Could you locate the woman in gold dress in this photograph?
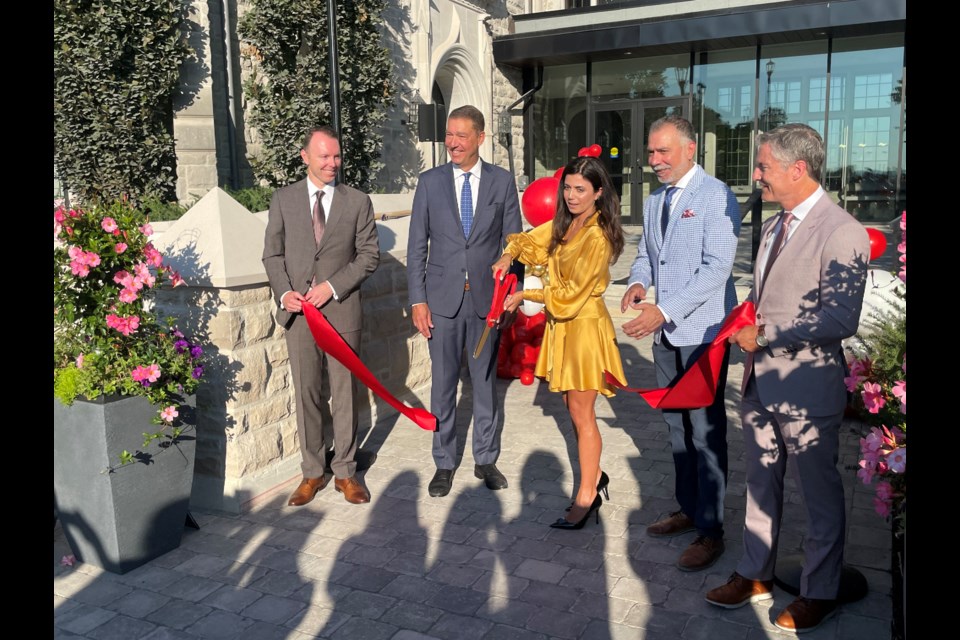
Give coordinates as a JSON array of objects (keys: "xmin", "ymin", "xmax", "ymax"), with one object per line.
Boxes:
[{"xmin": 492, "ymin": 156, "xmax": 626, "ymax": 529}]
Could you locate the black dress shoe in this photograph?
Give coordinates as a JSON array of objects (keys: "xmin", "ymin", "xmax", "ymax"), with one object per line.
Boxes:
[
  {"xmin": 474, "ymin": 464, "xmax": 508, "ymax": 490},
  {"xmin": 566, "ymin": 471, "xmax": 610, "ymax": 511},
  {"xmin": 429, "ymin": 469, "xmax": 454, "ymax": 497}
]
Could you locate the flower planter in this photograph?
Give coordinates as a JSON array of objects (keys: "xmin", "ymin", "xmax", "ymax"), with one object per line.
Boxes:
[{"xmin": 53, "ymin": 394, "xmax": 196, "ymax": 574}]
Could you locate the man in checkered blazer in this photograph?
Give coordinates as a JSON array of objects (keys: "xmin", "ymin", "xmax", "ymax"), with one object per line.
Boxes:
[{"xmin": 621, "ymin": 115, "xmax": 741, "ymax": 572}]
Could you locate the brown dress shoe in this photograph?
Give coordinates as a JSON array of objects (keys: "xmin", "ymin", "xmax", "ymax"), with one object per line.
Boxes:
[
  {"xmin": 334, "ymin": 476, "xmax": 371, "ymax": 504},
  {"xmin": 705, "ymin": 572, "xmax": 774, "ymax": 609},
  {"xmin": 774, "ymin": 596, "xmax": 838, "ymax": 633},
  {"xmin": 287, "ymin": 476, "xmax": 328, "ymax": 506},
  {"xmin": 646, "ymin": 510, "xmax": 695, "ymax": 537},
  {"xmin": 677, "ymin": 535, "xmax": 725, "ymax": 571}
]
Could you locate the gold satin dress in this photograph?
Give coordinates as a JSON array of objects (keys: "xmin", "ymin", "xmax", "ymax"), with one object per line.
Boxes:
[{"xmin": 505, "ymin": 213, "xmax": 626, "ymax": 397}]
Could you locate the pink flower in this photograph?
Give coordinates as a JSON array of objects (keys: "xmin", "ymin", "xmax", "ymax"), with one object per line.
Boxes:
[
  {"xmin": 886, "ymin": 447, "xmax": 906, "ymax": 473},
  {"xmin": 900, "ymin": 211, "xmax": 906, "ymax": 232},
  {"xmin": 106, "ymin": 313, "xmax": 140, "ymax": 336},
  {"xmin": 68, "ymin": 245, "xmax": 83, "ymax": 260},
  {"xmin": 875, "ymin": 481, "xmax": 894, "ymax": 502},
  {"xmin": 169, "ymin": 271, "xmax": 185, "ymax": 287},
  {"xmin": 118, "ymin": 288, "xmax": 139, "ymax": 303},
  {"xmin": 143, "ymin": 243, "xmax": 163, "ymax": 268},
  {"xmin": 76, "ymin": 353, "xmax": 84, "ymax": 369},
  {"xmin": 60, "ymin": 555, "xmax": 77, "ymax": 567},
  {"xmin": 857, "ymin": 460, "xmax": 875, "ymax": 484},
  {"xmin": 131, "ymin": 363, "xmax": 161, "ymax": 385},
  {"xmin": 160, "ymin": 405, "xmax": 179, "ymax": 423},
  {"xmin": 873, "ymin": 495, "xmax": 891, "ymax": 518},
  {"xmin": 891, "ymin": 380, "xmax": 906, "ymax": 414},
  {"xmin": 54, "ymin": 208, "xmax": 66, "ymax": 224},
  {"xmin": 140, "ymin": 223, "xmax": 154, "ymax": 236},
  {"xmin": 101, "ymin": 217, "xmax": 118, "ymax": 233},
  {"xmin": 115, "ymin": 242, "xmax": 128, "ymax": 254},
  {"xmin": 844, "ymin": 373, "xmax": 864, "ymax": 393},
  {"xmin": 861, "ymin": 382, "xmax": 886, "ymax": 413},
  {"xmin": 144, "ymin": 364, "xmax": 161, "ymax": 382},
  {"xmin": 70, "ymin": 260, "xmax": 90, "ymax": 277},
  {"xmin": 85, "ymin": 251, "xmax": 101, "ymax": 268}
]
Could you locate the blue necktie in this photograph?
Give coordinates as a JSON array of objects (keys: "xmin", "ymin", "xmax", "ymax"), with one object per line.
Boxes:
[
  {"xmin": 460, "ymin": 173, "xmax": 474, "ymax": 238},
  {"xmin": 660, "ymin": 186, "xmax": 677, "ymax": 236}
]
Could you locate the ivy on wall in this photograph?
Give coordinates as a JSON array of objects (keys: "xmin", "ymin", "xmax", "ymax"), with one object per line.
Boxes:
[
  {"xmin": 54, "ymin": 0, "xmax": 193, "ymax": 204},
  {"xmin": 239, "ymin": 0, "xmax": 395, "ymax": 192}
]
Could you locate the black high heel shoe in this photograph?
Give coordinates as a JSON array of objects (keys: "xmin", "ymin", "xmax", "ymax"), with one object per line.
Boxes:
[
  {"xmin": 566, "ymin": 472, "xmax": 609, "ymax": 511},
  {"xmin": 550, "ymin": 494, "xmax": 602, "ymax": 530}
]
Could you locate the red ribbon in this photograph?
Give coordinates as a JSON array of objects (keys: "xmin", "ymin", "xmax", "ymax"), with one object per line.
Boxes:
[
  {"xmin": 302, "ymin": 304, "xmax": 438, "ymax": 431},
  {"xmin": 605, "ymin": 301, "xmax": 756, "ymax": 409}
]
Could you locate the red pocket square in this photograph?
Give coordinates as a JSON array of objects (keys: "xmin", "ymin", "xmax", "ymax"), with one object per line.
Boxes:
[{"xmin": 681, "ymin": 209, "xmax": 696, "ymax": 218}]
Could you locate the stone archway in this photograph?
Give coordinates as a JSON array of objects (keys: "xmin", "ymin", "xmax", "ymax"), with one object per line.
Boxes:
[{"xmin": 432, "ymin": 45, "xmax": 492, "ymax": 160}]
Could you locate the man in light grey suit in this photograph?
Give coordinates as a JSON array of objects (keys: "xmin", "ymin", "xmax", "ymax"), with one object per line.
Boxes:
[
  {"xmin": 263, "ymin": 126, "xmax": 380, "ymax": 507},
  {"xmin": 707, "ymin": 124, "xmax": 869, "ymax": 633},
  {"xmin": 621, "ymin": 115, "xmax": 740, "ymax": 571},
  {"xmin": 407, "ymin": 105, "xmax": 522, "ymax": 497}
]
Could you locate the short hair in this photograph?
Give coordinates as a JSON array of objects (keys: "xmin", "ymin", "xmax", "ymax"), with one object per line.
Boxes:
[
  {"xmin": 649, "ymin": 115, "xmax": 696, "ymax": 145},
  {"xmin": 302, "ymin": 126, "xmax": 340, "ymax": 150},
  {"xmin": 447, "ymin": 105, "xmax": 485, "ymax": 133},
  {"xmin": 757, "ymin": 123, "xmax": 825, "ymax": 180}
]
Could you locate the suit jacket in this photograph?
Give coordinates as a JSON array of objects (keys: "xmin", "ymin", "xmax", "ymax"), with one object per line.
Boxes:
[
  {"xmin": 407, "ymin": 160, "xmax": 522, "ymax": 318},
  {"xmin": 263, "ymin": 178, "xmax": 380, "ymax": 332},
  {"xmin": 745, "ymin": 193, "xmax": 869, "ymax": 417},
  {"xmin": 628, "ymin": 164, "xmax": 740, "ymax": 346}
]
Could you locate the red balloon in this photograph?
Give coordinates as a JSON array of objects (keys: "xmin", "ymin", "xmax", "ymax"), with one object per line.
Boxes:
[
  {"xmin": 587, "ymin": 144, "xmax": 602, "ymax": 158},
  {"xmin": 521, "ymin": 177, "xmax": 559, "ymax": 227},
  {"xmin": 578, "ymin": 146, "xmax": 590, "ymax": 157},
  {"xmin": 520, "ymin": 369, "xmax": 536, "ymax": 385},
  {"xmin": 520, "ymin": 344, "xmax": 539, "ymax": 366},
  {"xmin": 866, "ymin": 227, "xmax": 888, "ymax": 262},
  {"xmin": 553, "ymin": 167, "xmax": 565, "ymax": 180}
]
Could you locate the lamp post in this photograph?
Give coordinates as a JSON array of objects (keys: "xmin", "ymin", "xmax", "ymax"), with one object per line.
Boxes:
[
  {"xmin": 675, "ymin": 66, "xmax": 689, "ymax": 96},
  {"xmin": 696, "ymin": 82, "xmax": 706, "ymax": 166},
  {"xmin": 765, "ymin": 59, "xmax": 775, "ymax": 132}
]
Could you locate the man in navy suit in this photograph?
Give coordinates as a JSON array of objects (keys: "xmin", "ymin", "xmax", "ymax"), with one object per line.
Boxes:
[
  {"xmin": 407, "ymin": 105, "xmax": 522, "ymax": 497},
  {"xmin": 621, "ymin": 115, "xmax": 740, "ymax": 571}
]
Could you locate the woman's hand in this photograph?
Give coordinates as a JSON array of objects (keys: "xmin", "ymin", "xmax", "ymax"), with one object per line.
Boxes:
[
  {"xmin": 491, "ymin": 254, "xmax": 513, "ymax": 280},
  {"xmin": 503, "ymin": 292, "xmax": 524, "ymax": 314}
]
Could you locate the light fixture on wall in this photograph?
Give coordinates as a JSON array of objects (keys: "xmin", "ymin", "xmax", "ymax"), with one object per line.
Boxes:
[
  {"xmin": 402, "ymin": 89, "xmax": 420, "ymax": 128},
  {"xmin": 697, "ymin": 82, "xmax": 706, "ymax": 165},
  {"xmin": 499, "ymin": 111, "xmax": 512, "ymax": 144},
  {"xmin": 765, "ymin": 59, "xmax": 776, "ymax": 131}
]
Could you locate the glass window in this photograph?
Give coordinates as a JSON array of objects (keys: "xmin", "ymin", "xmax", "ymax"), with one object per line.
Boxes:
[
  {"xmin": 829, "ymin": 34, "xmax": 904, "ymax": 222},
  {"xmin": 693, "ymin": 48, "xmax": 756, "ymax": 191},
  {"xmin": 593, "ymin": 54, "xmax": 690, "ymax": 100},
  {"xmin": 531, "ymin": 63, "xmax": 587, "ymax": 179}
]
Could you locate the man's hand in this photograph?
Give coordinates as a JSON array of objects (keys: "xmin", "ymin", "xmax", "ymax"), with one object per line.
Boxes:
[
  {"xmin": 728, "ymin": 325, "xmax": 761, "ymax": 352},
  {"xmin": 620, "ymin": 283, "xmax": 647, "ymax": 313},
  {"xmin": 412, "ymin": 303, "xmax": 434, "ymax": 339},
  {"xmin": 282, "ymin": 291, "xmax": 306, "ymax": 313},
  {"xmin": 304, "ymin": 281, "xmax": 334, "ymax": 308},
  {"xmin": 491, "ymin": 254, "xmax": 513, "ymax": 281},
  {"xmin": 622, "ymin": 303, "xmax": 665, "ymax": 339}
]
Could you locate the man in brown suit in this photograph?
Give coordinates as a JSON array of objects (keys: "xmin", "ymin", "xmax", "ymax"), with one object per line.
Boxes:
[
  {"xmin": 263, "ymin": 126, "xmax": 380, "ymax": 506},
  {"xmin": 705, "ymin": 124, "xmax": 869, "ymax": 632}
]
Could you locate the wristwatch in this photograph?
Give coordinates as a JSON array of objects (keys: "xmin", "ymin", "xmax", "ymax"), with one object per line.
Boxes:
[{"xmin": 755, "ymin": 325, "xmax": 769, "ymax": 348}]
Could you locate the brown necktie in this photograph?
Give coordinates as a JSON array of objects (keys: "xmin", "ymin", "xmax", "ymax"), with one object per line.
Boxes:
[
  {"xmin": 312, "ymin": 190, "xmax": 326, "ymax": 247},
  {"xmin": 759, "ymin": 210, "xmax": 794, "ymax": 296}
]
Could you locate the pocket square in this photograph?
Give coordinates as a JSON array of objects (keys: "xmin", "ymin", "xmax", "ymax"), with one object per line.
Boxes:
[{"xmin": 681, "ymin": 209, "xmax": 696, "ymax": 218}]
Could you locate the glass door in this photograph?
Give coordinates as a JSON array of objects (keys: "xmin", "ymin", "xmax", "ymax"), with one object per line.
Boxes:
[{"xmin": 591, "ymin": 98, "xmax": 687, "ymax": 224}]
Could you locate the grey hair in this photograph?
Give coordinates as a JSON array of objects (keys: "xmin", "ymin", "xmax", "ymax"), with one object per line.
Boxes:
[
  {"xmin": 649, "ymin": 115, "xmax": 696, "ymax": 145},
  {"xmin": 757, "ymin": 123, "xmax": 825, "ymax": 180}
]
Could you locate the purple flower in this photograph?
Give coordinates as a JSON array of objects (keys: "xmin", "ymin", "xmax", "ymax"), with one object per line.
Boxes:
[
  {"xmin": 192, "ymin": 366, "xmax": 204, "ymax": 380},
  {"xmin": 174, "ymin": 339, "xmax": 189, "ymax": 354},
  {"xmin": 190, "ymin": 345, "xmax": 204, "ymax": 359}
]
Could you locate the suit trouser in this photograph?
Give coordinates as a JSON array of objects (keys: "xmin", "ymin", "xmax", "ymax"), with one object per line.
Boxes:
[
  {"xmin": 738, "ymin": 373, "xmax": 845, "ymax": 599},
  {"xmin": 429, "ymin": 289, "xmax": 501, "ymax": 469},
  {"xmin": 285, "ymin": 314, "xmax": 360, "ymax": 479},
  {"xmin": 653, "ymin": 336, "xmax": 729, "ymax": 539}
]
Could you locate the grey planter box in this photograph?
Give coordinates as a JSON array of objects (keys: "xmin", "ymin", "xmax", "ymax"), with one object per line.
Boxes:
[{"xmin": 53, "ymin": 394, "xmax": 197, "ymax": 574}]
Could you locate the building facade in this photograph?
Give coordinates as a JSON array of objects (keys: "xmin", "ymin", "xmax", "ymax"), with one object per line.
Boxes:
[{"xmin": 494, "ymin": 0, "xmax": 907, "ymax": 223}]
